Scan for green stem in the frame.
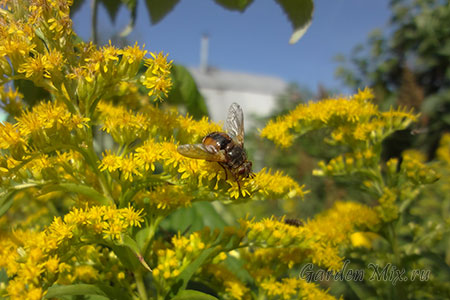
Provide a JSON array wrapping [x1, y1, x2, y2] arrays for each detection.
[[134, 270, 148, 300], [142, 216, 164, 259], [387, 221, 407, 300], [83, 125, 115, 205], [91, 0, 99, 44]]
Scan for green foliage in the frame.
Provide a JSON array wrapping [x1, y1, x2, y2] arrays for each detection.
[[71, 0, 314, 44], [275, 0, 314, 44], [335, 0, 450, 158], [167, 65, 209, 119]]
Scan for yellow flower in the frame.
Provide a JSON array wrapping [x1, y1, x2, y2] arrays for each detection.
[[202, 264, 250, 300], [350, 232, 380, 249], [74, 265, 99, 282], [305, 201, 380, 246], [137, 185, 192, 211], [99, 150, 121, 172], [17, 53, 53, 79], [121, 204, 145, 227], [119, 155, 142, 181], [135, 140, 162, 171], [45, 255, 60, 273], [260, 277, 338, 300], [142, 51, 173, 101], [261, 88, 418, 149], [97, 101, 150, 144], [0, 122, 27, 151], [120, 42, 147, 65], [142, 74, 173, 100], [437, 133, 450, 164], [145, 51, 173, 75]]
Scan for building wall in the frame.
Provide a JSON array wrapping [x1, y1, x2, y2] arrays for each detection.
[[200, 88, 278, 131]]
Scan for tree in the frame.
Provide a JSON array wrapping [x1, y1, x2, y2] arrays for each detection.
[[335, 0, 450, 159]]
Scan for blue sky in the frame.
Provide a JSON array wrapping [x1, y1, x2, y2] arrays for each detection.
[[73, 0, 391, 93]]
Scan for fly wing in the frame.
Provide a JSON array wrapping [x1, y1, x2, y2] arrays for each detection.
[[177, 144, 226, 162], [226, 103, 244, 146]]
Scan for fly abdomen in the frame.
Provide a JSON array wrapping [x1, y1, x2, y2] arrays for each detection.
[[202, 132, 231, 150]]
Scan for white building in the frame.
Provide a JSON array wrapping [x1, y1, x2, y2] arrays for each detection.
[[188, 67, 287, 130], [188, 35, 287, 130]]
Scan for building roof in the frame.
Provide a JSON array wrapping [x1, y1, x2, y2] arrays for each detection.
[[188, 67, 287, 95]]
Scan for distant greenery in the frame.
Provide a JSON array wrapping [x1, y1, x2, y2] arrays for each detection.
[[335, 0, 450, 159]]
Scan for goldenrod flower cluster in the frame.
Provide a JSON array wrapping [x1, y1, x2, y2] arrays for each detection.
[[141, 52, 173, 101], [260, 87, 440, 229], [260, 277, 338, 300], [201, 263, 251, 300], [261, 88, 417, 149], [436, 133, 450, 165], [151, 227, 246, 297], [0, 86, 23, 117], [1, 1, 443, 300], [0, 205, 143, 300], [240, 201, 379, 276]]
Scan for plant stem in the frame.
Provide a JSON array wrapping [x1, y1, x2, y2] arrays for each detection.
[[91, 0, 99, 44], [135, 270, 148, 300], [143, 216, 164, 259]]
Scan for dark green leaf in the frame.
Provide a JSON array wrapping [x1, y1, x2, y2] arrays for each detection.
[[99, 0, 123, 23], [45, 284, 131, 300], [420, 252, 450, 276], [168, 247, 218, 298], [171, 289, 218, 300], [121, 235, 152, 271], [119, 0, 138, 37], [14, 79, 50, 107], [162, 202, 228, 234], [145, 0, 180, 25], [70, 0, 86, 16], [136, 226, 151, 250], [0, 268, 8, 283], [345, 279, 378, 300], [0, 190, 16, 217], [57, 183, 112, 205], [213, 0, 254, 12], [275, 0, 314, 44], [167, 64, 209, 119], [224, 255, 253, 283], [194, 202, 229, 229], [109, 242, 141, 271]]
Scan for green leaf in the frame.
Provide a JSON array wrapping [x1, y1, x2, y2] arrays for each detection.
[[171, 289, 219, 300], [345, 279, 378, 300], [119, 0, 138, 37], [167, 64, 209, 119], [213, 0, 254, 12], [109, 243, 140, 270], [162, 202, 228, 234], [0, 190, 17, 217], [45, 284, 132, 300], [136, 226, 151, 250], [70, 0, 87, 16], [169, 247, 218, 298], [14, 79, 50, 107], [275, 0, 314, 44], [121, 235, 152, 271], [224, 255, 253, 283], [145, 0, 180, 25], [99, 0, 123, 23], [57, 183, 112, 205]]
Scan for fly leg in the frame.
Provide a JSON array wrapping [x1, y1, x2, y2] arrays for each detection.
[[231, 170, 242, 196], [218, 162, 228, 180], [237, 179, 242, 196]]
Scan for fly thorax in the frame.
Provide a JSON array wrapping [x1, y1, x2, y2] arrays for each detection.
[[226, 145, 246, 167]]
